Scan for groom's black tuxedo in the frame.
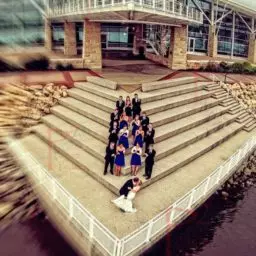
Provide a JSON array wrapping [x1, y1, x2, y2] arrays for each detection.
[[119, 179, 134, 197]]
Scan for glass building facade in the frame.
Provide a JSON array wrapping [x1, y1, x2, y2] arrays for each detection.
[[0, 0, 44, 46], [0, 0, 255, 60]]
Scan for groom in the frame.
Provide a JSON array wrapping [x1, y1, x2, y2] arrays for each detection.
[[119, 177, 140, 198]]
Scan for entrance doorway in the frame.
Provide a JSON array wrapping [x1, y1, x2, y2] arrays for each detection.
[[188, 37, 196, 52], [101, 33, 107, 49]]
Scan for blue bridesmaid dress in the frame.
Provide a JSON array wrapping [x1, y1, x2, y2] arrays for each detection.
[[130, 149, 141, 166], [115, 149, 125, 167], [119, 131, 129, 149], [134, 133, 143, 147]]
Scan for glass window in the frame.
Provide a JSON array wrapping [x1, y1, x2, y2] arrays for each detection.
[[52, 24, 64, 46]]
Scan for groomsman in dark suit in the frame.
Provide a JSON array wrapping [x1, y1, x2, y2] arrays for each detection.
[[108, 121, 119, 146], [143, 144, 156, 180], [132, 93, 141, 118], [110, 108, 119, 125], [116, 96, 125, 118], [103, 142, 116, 175], [140, 112, 149, 134], [144, 123, 155, 152]]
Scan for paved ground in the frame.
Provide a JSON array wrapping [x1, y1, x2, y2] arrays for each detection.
[[20, 128, 256, 238]]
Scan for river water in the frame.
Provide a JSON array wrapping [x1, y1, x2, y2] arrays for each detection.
[[1, 184, 256, 256]]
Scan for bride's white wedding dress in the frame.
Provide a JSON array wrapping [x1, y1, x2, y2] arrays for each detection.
[[112, 191, 137, 213]]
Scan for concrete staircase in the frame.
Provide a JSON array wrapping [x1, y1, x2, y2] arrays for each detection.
[[19, 77, 247, 194], [205, 83, 256, 132]]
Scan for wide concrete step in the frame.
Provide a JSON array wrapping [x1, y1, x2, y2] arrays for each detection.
[[86, 76, 117, 90], [244, 121, 256, 131], [143, 122, 243, 188], [143, 90, 213, 115], [244, 118, 256, 128], [205, 84, 220, 91], [19, 121, 243, 194], [51, 105, 108, 143], [154, 105, 228, 143], [58, 97, 109, 127], [75, 82, 119, 102], [154, 113, 237, 161], [25, 130, 119, 194], [237, 113, 253, 123], [149, 97, 221, 127], [139, 82, 210, 103], [142, 76, 197, 92], [39, 116, 106, 161], [68, 88, 114, 113]]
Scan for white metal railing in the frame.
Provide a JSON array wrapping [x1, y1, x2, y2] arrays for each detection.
[[119, 136, 256, 255], [7, 135, 256, 256], [47, 0, 203, 23], [7, 138, 119, 256]]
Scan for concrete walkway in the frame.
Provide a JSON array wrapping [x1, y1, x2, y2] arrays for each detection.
[[20, 128, 256, 238]]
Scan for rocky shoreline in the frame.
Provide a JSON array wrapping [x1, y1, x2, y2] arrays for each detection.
[[0, 139, 43, 232], [0, 82, 68, 231]]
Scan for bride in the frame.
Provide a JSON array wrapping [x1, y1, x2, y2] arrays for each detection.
[[112, 178, 141, 213]]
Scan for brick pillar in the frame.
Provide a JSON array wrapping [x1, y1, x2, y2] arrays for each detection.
[[248, 33, 256, 64], [133, 24, 144, 55], [64, 21, 77, 56], [44, 19, 52, 51], [168, 25, 187, 70], [82, 20, 102, 69], [208, 25, 217, 57]]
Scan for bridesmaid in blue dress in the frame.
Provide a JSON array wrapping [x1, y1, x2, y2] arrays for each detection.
[[118, 126, 129, 149], [131, 115, 141, 140], [134, 126, 144, 148], [114, 144, 125, 176], [130, 143, 142, 176], [119, 113, 129, 130]]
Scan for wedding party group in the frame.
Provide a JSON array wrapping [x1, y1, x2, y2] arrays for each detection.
[[104, 93, 156, 179], [105, 93, 157, 213]]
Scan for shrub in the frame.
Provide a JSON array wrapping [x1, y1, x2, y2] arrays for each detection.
[[55, 63, 74, 71], [24, 56, 49, 71], [0, 58, 21, 72], [205, 61, 220, 72], [230, 62, 245, 73], [56, 62, 66, 71], [65, 63, 74, 70], [219, 61, 229, 72]]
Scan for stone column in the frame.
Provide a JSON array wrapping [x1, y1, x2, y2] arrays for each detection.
[[82, 20, 102, 69], [208, 25, 217, 58], [133, 24, 144, 55], [44, 19, 52, 51], [248, 33, 256, 64], [64, 21, 77, 56], [168, 25, 187, 70]]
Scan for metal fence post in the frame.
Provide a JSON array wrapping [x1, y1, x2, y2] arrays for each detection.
[[169, 203, 176, 224], [89, 216, 94, 239], [69, 198, 73, 218], [216, 166, 224, 183], [145, 221, 153, 242], [115, 240, 122, 256], [203, 177, 210, 196], [52, 179, 57, 199], [187, 189, 195, 209]]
